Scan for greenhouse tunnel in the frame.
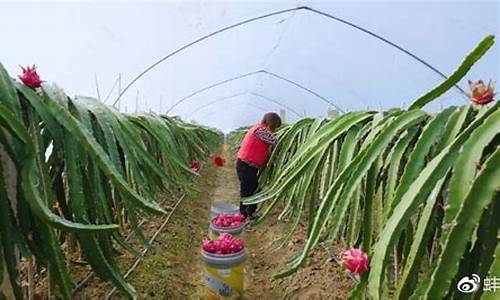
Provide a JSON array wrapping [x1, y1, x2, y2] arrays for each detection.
[[0, 0, 499, 299], [2, 1, 497, 131]]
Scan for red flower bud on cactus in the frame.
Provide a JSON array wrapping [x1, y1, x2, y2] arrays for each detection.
[[467, 80, 495, 105], [18, 65, 43, 89], [341, 248, 369, 275], [213, 156, 225, 167]]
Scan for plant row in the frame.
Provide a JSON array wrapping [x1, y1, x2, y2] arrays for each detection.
[[242, 35, 498, 299], [0, 64, 221, 299]]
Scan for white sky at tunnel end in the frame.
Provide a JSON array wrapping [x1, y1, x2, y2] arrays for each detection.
[[1, 0, 499, 133]]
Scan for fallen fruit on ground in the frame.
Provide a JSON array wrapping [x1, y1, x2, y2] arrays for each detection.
[[213, 156, 226, 167]]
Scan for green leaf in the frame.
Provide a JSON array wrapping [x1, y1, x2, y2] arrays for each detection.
[[394, 178, 445, 299], [424, 113, 500, 298], [63, 131, 136, 298], [43, 96, 165, 215], [0, 63, 21, 116], [409, 35, 495, 110], [387, 107, 455, 217], [276, 110, 426, 279], [368, 104, 499, 299]]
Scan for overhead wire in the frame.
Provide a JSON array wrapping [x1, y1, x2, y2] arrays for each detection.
[[113, 6, 466, 108], [166, 70, 344, 113]]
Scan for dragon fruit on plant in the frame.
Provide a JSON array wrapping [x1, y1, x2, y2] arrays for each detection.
[[190, 159, 201, 173], [340, 248, 369, 275], [467, 80, 495, 105], [18, 65, 43, 89]]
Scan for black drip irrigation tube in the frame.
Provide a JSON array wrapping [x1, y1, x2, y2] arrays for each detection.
[[71, 193, 186, 297]]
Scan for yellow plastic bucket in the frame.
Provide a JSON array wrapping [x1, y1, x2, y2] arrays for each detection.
[[201, 249, 246, 299], [209, 217, 245, 240]]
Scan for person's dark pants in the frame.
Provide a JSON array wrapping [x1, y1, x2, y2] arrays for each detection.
[[236, 159, 259, 218]]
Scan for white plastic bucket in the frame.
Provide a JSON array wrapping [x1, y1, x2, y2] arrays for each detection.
[[210, 202, 239, 218], [209, 217, 245, 240]]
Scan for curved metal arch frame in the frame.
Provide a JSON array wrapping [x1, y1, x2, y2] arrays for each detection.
[[187, 91, 302, 118], [249, 91, 302, 117], [166, 70, 344, 114], [187, 92, 248, 116], [114, 5, 465, 106], [196, 102, 269, 121]]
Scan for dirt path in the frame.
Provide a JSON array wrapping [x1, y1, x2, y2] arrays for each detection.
[[218, 151, 354, 299], [79, 148, 353, 299]]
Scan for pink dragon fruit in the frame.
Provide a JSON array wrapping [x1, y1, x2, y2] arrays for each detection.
[[190, 159, 201, 173], [202, 240, 217, 253], [212, 212, 246, 228], [218, 240, 232, 254], [218, 233, 232, 241], [213, 156, 225, 167], [222, 218, 232, 227], [230, 239, 245, 252], [341, 248, 369, 275], [214, 218, 223, 227], [202, 233, 245, 255], [18, 65, 43, 89], [233, 212, 245, 222]]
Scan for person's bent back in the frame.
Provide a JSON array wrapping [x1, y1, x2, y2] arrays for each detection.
[[236, 113, 282, 219]]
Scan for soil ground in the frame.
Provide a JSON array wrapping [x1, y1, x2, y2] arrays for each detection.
[[74, 148, 354, 299]]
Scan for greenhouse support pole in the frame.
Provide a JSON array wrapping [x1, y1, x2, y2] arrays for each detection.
[[280, 109, 287, 123]]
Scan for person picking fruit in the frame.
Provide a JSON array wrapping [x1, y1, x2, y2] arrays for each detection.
[[236, 112, 282, 219]]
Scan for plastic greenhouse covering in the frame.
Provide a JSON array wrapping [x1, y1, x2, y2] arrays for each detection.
[[1, 1, 500, 299], [1, 0, 498, 132]]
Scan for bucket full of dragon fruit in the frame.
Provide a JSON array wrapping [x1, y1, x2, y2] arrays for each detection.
[[201, 233, 246, 299], [210, 201, 239, 219], [209, 212, 246, 240]]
